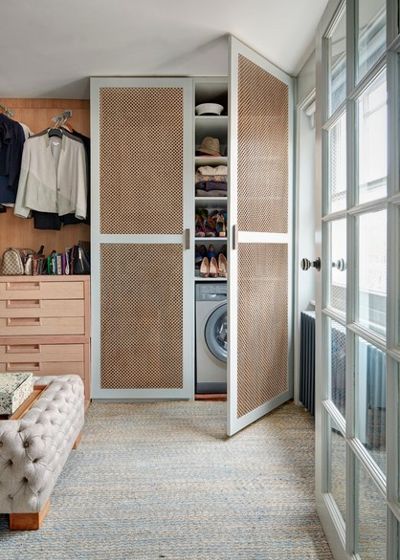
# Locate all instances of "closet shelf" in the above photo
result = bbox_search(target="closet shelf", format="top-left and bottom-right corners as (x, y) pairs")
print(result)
(195, 237), (227, 242)
(195, 277), (227, 282)
(195, 197), (227, 202)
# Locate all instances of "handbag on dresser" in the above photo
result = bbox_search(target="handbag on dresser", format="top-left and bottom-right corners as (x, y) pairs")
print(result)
(0, 248), (24, 275)
(71, 241), (90, 274)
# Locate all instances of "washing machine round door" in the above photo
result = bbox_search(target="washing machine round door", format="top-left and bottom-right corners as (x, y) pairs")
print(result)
(205, 303), (227, 363)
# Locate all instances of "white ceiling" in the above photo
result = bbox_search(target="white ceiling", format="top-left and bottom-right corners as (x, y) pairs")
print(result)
(2, 0), (329, 99)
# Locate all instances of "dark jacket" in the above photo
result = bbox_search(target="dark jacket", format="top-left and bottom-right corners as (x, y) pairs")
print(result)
(0, 114), (25, 203)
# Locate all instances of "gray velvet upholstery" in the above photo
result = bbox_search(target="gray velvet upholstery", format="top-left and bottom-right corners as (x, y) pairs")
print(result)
(0, 375), (84, 513)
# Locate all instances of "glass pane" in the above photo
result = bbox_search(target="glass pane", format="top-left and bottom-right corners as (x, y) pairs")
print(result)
(328, 8), (346, 115)
(356, 459), (387, 559)
(355, 336), (386, 473)
(357, 0), (386, 81)
(357, 210), (387, 335)
(328, 414), (346, 521)
(329, 219), (346, 313)
(328, 112), (346, 213)
(328, 318), (346, 417)
(357, 70), (387, 204)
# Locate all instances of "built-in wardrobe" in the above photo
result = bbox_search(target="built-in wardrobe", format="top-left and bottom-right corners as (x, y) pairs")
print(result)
(0, 99), (91, 406)
(91, 37), (293, 435)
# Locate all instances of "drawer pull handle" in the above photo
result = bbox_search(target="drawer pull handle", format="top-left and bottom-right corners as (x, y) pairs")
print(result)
(7, 317), (41, 327)
(6, 299), (40, 309)
(7, 362), (40, 372)
(6, 282), (40, 291)
(6, 344), (40, 354)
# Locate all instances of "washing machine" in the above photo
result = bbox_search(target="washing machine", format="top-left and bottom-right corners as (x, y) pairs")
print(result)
(195, 282), (227, 394)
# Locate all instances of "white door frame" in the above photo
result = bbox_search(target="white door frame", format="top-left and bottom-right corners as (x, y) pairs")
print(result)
(90, 77), (194, 400)
(294, 88), (316, 405)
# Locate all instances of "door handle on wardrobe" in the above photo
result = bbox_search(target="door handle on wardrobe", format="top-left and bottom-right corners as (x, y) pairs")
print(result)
(232, 225), (238, 250)
(184, 228), (191, 250)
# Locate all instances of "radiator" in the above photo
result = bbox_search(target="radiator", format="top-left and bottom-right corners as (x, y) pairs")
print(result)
(299, 311), (315, 415)
(299, 311), (386, 450)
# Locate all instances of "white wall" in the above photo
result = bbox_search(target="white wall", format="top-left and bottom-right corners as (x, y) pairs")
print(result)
(297, 51), (316, 103)
(294, 52), (317, 404)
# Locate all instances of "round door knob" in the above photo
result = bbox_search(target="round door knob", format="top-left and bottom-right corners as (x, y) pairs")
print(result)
(332, 258), (346, 271)
(300, 257), (321, 271)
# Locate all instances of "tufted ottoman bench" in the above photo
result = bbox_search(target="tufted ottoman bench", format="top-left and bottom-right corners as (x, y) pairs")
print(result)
(0, 374), (84, 530)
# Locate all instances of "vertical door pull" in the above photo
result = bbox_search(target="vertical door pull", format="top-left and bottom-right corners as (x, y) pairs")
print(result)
(184, 228), (191, 250)
(232, 225), (238, 250)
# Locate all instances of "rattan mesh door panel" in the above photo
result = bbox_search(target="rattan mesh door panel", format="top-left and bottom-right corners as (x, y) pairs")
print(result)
(237, 244), (288, 418)
(237, 55), (289, 234)
(100, 244), (183, 389)
(99, 87), (184, 235)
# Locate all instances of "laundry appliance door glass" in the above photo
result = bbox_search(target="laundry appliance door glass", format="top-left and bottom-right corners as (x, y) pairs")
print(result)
(205, 303), (228, 363)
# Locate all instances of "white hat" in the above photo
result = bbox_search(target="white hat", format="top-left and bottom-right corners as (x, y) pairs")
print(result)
(195, 103), (224, 116)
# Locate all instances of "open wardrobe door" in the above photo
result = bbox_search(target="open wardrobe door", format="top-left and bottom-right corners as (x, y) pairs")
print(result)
(227, 37), (294, 436)
(91, 77), (194, 399)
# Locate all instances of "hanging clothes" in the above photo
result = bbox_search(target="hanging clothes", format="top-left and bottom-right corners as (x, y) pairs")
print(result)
(14, 132), (87, 220)
(19, 122), (32, 140)
(0, 114), (25, 205)
(32, 128), (91, 229)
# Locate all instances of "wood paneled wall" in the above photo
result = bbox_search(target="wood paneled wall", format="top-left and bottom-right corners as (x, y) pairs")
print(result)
(0, 98), (90, 255)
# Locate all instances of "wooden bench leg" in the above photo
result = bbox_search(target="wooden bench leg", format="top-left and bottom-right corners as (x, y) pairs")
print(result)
(9, 500), (50, 531)
(73, 432), (82, 449)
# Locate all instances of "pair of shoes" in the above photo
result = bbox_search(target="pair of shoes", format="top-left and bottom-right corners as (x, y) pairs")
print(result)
(200, 256), (219, 278)
(195, 215), (217, 237)
(199, 253), (228, 278)
(195, 208), (227, 238)
(196, 244), (218, 262)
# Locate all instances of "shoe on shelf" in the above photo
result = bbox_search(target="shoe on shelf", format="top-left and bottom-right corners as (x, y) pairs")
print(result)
(204, 218), (217, 237)
(216, 213), (226, 237)
(195, 246), (203, 268)
(218, 253), (227, 277)
(200, 257), (210, 278)
(199, 244), (208, 259)
(207, 244), (217, 260)
(209, 257), (218, 278)
(221, 244), (227, 258)
(195, 214), (206, 237)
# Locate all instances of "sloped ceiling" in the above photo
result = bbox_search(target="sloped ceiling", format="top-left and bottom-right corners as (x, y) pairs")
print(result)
(1, 0), (328, 99)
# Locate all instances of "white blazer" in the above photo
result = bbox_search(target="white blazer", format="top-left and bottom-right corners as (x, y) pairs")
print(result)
(14, 133), (87, 219)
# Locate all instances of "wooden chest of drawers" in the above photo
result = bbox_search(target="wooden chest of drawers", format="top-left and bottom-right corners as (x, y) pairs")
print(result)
(0, 276), (90, 403)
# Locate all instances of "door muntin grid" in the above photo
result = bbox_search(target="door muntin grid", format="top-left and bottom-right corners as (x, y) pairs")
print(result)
(316, 2), (399, 558)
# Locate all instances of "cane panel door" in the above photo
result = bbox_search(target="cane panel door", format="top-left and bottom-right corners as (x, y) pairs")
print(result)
(91, 78), (194, 399)
(227, 38), (294, 435)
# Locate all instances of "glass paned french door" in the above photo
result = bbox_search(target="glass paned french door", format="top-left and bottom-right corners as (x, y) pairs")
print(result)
(315, 1), (400, 558)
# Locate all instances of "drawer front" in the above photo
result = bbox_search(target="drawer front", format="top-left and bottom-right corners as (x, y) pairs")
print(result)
(0, 281), (84, 300)
(0, 361), (84, 375)
(0, 299), (84, 318)
(0, 343), (84, 362)
(0, 317), (84, 336)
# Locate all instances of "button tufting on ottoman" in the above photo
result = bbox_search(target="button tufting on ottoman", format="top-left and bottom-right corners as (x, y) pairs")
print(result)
(0, 374), (85, 530)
